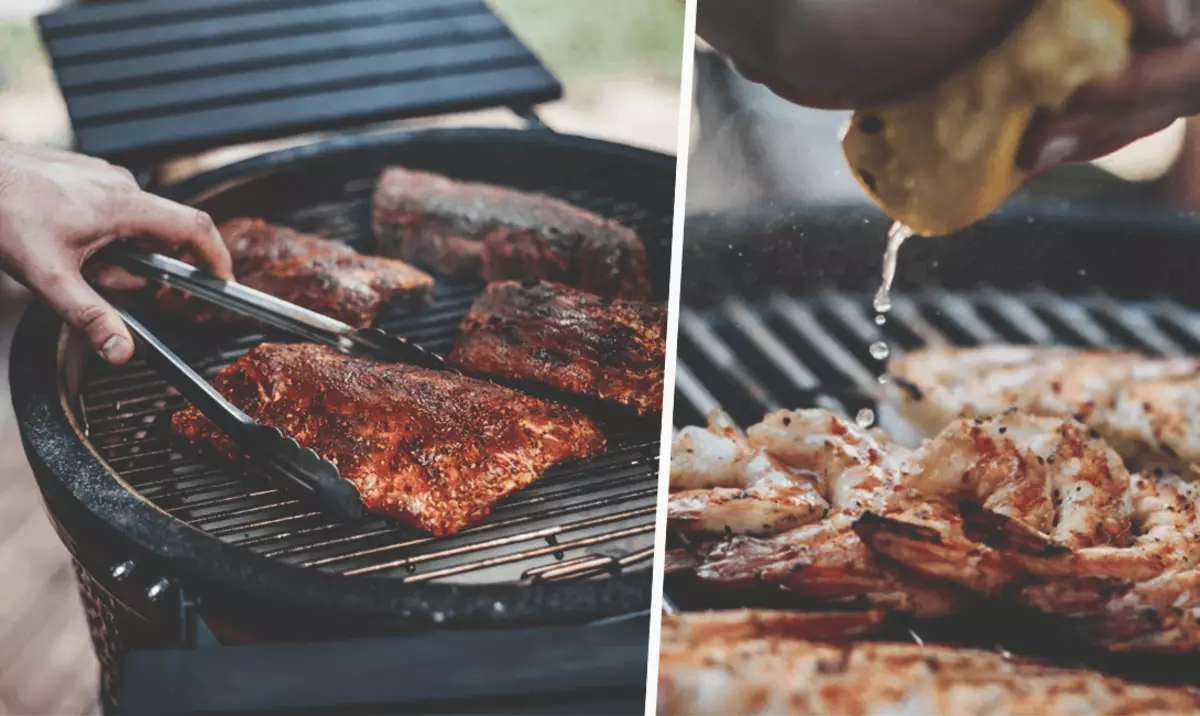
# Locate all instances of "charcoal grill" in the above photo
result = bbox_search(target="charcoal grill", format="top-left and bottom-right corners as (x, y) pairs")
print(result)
(15, 2), (675, 714)
(667, 198), (1200, 685)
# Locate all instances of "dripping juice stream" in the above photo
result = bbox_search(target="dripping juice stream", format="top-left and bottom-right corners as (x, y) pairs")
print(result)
(867, 221), (916, 415)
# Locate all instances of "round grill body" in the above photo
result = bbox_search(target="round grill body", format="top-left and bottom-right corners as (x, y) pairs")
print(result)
(12, 127), (675, 702)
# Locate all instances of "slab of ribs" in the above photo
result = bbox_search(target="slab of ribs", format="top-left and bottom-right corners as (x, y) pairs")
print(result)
(372, 167), (652, 301)
(171, 343), (606, 535)
(449, 280), (666, 415)
(155, 218), (435, 327)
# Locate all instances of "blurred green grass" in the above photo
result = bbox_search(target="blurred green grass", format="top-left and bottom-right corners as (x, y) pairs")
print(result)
(0, 4), (684, 93)
(490, 0), (684, 89)
(0, 19), (51, 91)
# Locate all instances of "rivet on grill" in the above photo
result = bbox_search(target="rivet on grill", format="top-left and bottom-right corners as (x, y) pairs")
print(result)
(146, 578), (171, 601)
(110, 560), (135, 581)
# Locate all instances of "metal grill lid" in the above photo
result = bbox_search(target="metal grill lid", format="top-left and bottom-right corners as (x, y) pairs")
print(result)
(37, 0), (562, 167)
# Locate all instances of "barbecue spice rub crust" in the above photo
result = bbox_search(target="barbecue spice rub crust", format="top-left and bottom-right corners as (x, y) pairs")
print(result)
(155, 218), (435, 328)
(170, 343), (605, 536)
(371, 167), (652, 300)
(447, 280), (666, 415)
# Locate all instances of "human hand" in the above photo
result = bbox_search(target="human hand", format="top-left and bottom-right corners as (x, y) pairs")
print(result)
(0, 142), (232, 364)
(1023, 27), (1200, 172)
(697, 0), (1200, 172)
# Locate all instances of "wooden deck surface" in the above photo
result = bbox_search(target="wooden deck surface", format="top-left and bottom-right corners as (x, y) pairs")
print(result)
(0, 278), (99, 716)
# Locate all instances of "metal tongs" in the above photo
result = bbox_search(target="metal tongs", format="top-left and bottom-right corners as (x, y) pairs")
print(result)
(97, 241), (450, 522)
(116, 308), (366, 521)
(97, 242), (448, 370)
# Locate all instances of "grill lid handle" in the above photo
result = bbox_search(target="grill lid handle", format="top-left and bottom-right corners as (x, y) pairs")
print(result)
(98, 242), (450, 371)
(115, 307), (366, 521)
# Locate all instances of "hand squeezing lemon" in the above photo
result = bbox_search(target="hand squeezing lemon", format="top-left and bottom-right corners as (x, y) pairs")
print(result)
(697, 0), (1200, 235)
(841, 0), (1133, 235)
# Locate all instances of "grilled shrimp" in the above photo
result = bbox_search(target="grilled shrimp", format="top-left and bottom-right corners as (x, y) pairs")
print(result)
(688, 409), (963, 616)
(884, 345), (1200, 470)
(669, 411), (829, 536)
(855, 499), (1023, 593)
(745, 409), (908, 517)
(885, 345), (1080, 436)
(968, 470), (1200, 586)
(660, 609), (886, 644)
(670, 410), (750, 490)
(857, 412), (1134, 593)
(1103, 373), (1200, 473)
(1073, 569), (1200, 653)
(695, 517), (963, 616)
(658, 620), (1200, 716)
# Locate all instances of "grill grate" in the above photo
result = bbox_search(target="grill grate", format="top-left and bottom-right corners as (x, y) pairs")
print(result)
(77, 180), (667, 585)
(669, 286), (1200, 682)
(672, 288), (1200, 430)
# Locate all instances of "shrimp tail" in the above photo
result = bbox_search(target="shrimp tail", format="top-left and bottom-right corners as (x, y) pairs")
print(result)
(855, 509), (1022, 594)
(959, 500), (1072, 557)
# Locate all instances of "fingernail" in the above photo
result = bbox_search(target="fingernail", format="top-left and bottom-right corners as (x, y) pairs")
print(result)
(99, 334), (132, 363)
(1166, 0), (1192, 37)
(1032, 135), (1080, 173)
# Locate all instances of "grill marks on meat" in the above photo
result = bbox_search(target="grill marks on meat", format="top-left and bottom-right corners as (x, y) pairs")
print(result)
(856, 412), (1137, 595)
(668, 410), (829, 536)
(155, 218), (434, 328)
(447, 280), (665, 415)
(658, 611), (1200, 716)
(170, 343), (605, 536)
(372, 167), (652, 300)
(670, 407), (1200, 651)
(672, 409), (964, 617)
(883, 345), (1200, 472)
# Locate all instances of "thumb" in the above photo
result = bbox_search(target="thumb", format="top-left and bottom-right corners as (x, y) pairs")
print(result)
(33, 263), (135, 364)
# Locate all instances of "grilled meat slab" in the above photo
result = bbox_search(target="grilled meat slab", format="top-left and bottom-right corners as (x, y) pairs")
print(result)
(372, 167), (652, 300)
(171, 343), (605, 535)
(659, 611), (1200, 715)
(447, 280), (666, 415)
(155, 218), (435, 327)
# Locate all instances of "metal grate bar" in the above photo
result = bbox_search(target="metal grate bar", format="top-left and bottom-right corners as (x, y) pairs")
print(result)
(1026, 289), (1116, 347)
(886, 296), (952, 347)
(721, 299), (847, 414)
(527, 546), (657, 583)
(679, 309), (780, 411)
(978, 290), (1056, 344)
(311, 505), (655, 572)
(1154, 298), (1200, 349)
(770, 295), (879, 390)
(923, 290), (1003, 344)
(208, 510), (323, 537)
(819, 292), (888, 348)
(1086, 294), (1186, 357)
(674, 362), (723, 420)
(387, 524), (656, 582)
(262, 483), (656, 560)
(129, 466), (227, 491)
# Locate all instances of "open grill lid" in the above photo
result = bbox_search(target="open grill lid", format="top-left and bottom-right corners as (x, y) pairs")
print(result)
(37, 0), (562, 168)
